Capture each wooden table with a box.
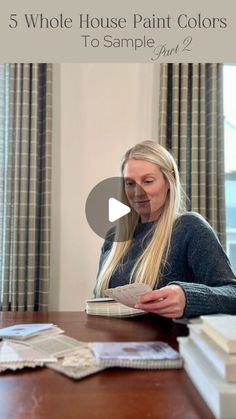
[0,311,214,419]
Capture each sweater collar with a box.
[134,220,156,238]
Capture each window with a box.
[223,65,236,273]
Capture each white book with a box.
[89,341,182,369]
[201,314,236,353]
[178,337,236,419]
[0,324,62,340]
[189,324,236,383]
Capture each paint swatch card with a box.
[105,283,152,308]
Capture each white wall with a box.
[50,63,160,310]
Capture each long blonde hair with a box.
[95,141,185,297]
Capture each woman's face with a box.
[123,159,170,222]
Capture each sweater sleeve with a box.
[169,213,236,318]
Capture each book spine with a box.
[189,332,226,379]
[179,338,220,418]
[202,323,236,354]
[178,337,236,419]
[190,332,236,383]
[99,358,183,369]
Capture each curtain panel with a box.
[0,64,52,311]
[159,63,226,247]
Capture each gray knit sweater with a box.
[96,212,236,318]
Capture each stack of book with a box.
[85,297,146,317]
[178,314,236,419]
[0,323,65,372]
[86,284,154,318]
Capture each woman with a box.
[94,140,236,318]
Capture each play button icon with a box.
[85,177,150,242]
[108,198,130,222]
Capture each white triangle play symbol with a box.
[108,198,131,222]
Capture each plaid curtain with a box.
[0,64,52,311]
[159,63,226,247]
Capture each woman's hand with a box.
[135,285,186,319]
